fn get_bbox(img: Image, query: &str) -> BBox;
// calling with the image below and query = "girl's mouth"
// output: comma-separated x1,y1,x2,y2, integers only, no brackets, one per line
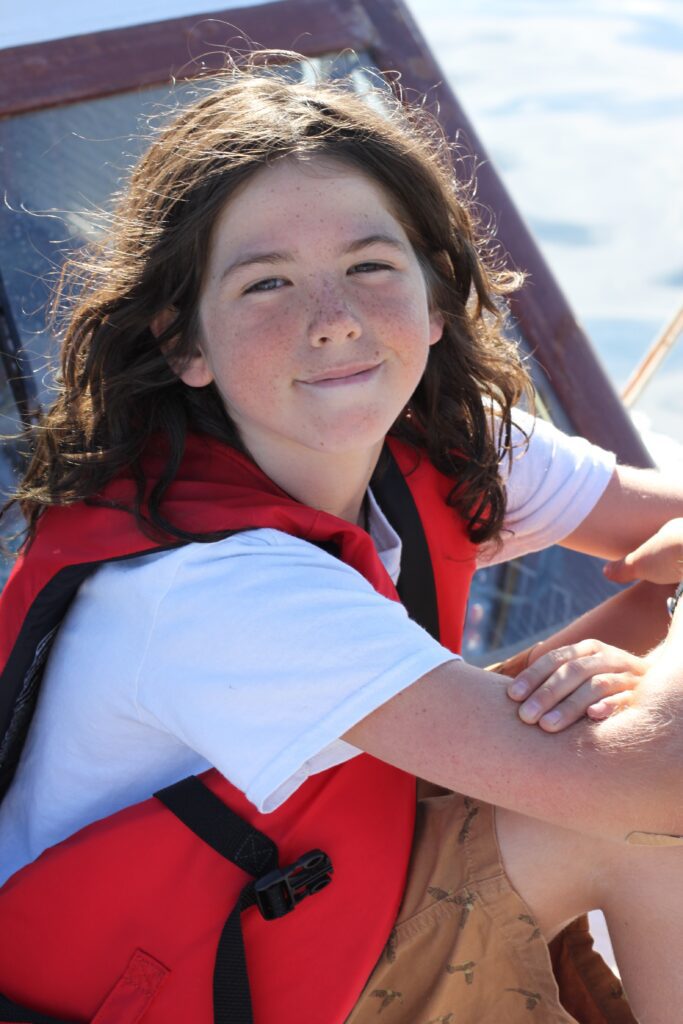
298,363,382,388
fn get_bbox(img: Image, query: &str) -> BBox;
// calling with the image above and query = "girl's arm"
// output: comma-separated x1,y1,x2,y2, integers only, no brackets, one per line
603,516,683,585
561,464,683,560
360,454,683,841
342,645,683,845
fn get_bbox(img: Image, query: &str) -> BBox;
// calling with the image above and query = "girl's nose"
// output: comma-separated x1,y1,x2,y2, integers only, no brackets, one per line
307,293,362,347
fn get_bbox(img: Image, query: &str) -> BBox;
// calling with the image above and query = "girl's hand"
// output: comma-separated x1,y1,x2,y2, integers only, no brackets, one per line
506,639,649,731
603,517,683,585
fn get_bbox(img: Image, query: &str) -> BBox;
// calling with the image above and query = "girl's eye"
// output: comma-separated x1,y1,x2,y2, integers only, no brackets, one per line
244,277,288,294
349,261,392,275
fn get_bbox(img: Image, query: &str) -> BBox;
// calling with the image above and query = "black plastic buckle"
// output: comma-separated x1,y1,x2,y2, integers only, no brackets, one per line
254,849,333,920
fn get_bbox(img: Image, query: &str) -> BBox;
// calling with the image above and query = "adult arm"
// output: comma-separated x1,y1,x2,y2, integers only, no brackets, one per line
493,578,671,726
494,519,683,725
491,577,672,676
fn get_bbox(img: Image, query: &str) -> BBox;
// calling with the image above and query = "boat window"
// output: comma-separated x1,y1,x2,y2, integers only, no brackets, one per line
0,52,384,398
0,265,39,575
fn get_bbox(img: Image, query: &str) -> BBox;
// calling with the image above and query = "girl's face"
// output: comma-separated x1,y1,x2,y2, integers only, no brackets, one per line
181,157,443,479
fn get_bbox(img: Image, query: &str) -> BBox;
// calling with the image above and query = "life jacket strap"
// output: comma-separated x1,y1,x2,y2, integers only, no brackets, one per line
155,775,333,1024
371,445,440,641
0,991,77,1023
155,775,279,875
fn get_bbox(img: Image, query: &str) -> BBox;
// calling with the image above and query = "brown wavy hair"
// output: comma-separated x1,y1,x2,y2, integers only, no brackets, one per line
7,52,532,545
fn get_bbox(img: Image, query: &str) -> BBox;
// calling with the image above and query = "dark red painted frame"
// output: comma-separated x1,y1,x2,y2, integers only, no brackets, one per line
0,0,652,465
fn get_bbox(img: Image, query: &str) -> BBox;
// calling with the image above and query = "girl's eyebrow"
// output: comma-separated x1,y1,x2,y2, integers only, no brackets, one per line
221,233,408,280
346,233,409,255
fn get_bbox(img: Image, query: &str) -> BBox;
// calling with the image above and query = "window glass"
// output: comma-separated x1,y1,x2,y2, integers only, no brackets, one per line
0,337,28,586
0,51,381,397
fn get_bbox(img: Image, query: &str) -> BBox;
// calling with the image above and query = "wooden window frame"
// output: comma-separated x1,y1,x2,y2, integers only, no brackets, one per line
0,0,652,465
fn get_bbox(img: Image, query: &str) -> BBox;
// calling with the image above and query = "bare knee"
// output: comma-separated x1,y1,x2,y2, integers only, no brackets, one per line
495,806,683,1020
495,807,603,941
599,843,683,1023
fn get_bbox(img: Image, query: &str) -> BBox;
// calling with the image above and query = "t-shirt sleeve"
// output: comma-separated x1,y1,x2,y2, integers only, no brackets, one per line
135,531,455,813
479,409,617,566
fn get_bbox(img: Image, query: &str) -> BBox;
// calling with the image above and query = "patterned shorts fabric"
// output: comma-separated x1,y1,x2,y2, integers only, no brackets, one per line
345,788,636,1024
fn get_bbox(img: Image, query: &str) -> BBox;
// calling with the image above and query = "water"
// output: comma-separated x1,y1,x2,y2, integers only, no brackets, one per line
405,0,683,464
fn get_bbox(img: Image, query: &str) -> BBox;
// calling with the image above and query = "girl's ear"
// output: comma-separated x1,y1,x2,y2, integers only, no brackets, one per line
150,308,214,388
429,310,445,347
178,353,214,389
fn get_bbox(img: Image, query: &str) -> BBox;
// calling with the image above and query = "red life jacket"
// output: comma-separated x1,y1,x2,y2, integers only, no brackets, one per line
0,434,476,1024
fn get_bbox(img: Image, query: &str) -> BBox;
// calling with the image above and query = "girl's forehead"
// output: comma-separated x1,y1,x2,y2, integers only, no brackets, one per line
212,158,408,245
203,164,420,288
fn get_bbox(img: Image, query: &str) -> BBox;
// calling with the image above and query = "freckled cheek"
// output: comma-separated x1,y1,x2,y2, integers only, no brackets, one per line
204,313,299,409
364,283,426,323
214,349,283,411
367,292,432,360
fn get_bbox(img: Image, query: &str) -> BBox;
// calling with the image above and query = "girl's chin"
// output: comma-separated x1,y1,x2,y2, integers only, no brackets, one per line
296,420,395,457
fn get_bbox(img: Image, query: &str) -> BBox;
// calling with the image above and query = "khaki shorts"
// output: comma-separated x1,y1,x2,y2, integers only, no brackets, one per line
346,789,636,1024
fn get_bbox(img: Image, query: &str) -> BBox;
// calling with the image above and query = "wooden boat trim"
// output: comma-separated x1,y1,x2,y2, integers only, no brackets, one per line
0,0,375,116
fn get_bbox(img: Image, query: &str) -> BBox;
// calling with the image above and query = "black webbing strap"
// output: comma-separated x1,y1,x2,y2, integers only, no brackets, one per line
154,775,280,1024
1,549,186,804
155,775,278,876
155,776,332,1024
371,445,440,641
212,885,260,1024
0,993,77,1024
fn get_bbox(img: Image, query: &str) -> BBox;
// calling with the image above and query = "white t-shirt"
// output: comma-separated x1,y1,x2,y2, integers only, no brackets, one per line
0,412,615,883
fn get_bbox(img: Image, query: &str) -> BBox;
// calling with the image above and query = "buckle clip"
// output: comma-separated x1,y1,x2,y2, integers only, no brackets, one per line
254,849,333,920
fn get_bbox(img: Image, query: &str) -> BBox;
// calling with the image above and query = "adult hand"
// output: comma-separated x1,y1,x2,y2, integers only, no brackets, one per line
506,639,649,731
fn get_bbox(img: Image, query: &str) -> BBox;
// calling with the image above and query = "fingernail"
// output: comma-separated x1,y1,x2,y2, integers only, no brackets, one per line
519,698,540,721
588,700,609,718
540,710,562,727
508,681,528,699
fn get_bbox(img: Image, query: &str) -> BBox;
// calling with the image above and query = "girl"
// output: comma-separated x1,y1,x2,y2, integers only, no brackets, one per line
0,55,681,1024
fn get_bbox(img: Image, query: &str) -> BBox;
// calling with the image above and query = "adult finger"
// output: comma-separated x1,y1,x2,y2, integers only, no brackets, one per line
534,676,638,732
507,640,607,703
586,692,636,720
517,657,640,724
603,541,664,583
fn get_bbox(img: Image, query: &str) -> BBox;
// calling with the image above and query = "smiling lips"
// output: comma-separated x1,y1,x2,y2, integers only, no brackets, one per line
299,362,382,388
